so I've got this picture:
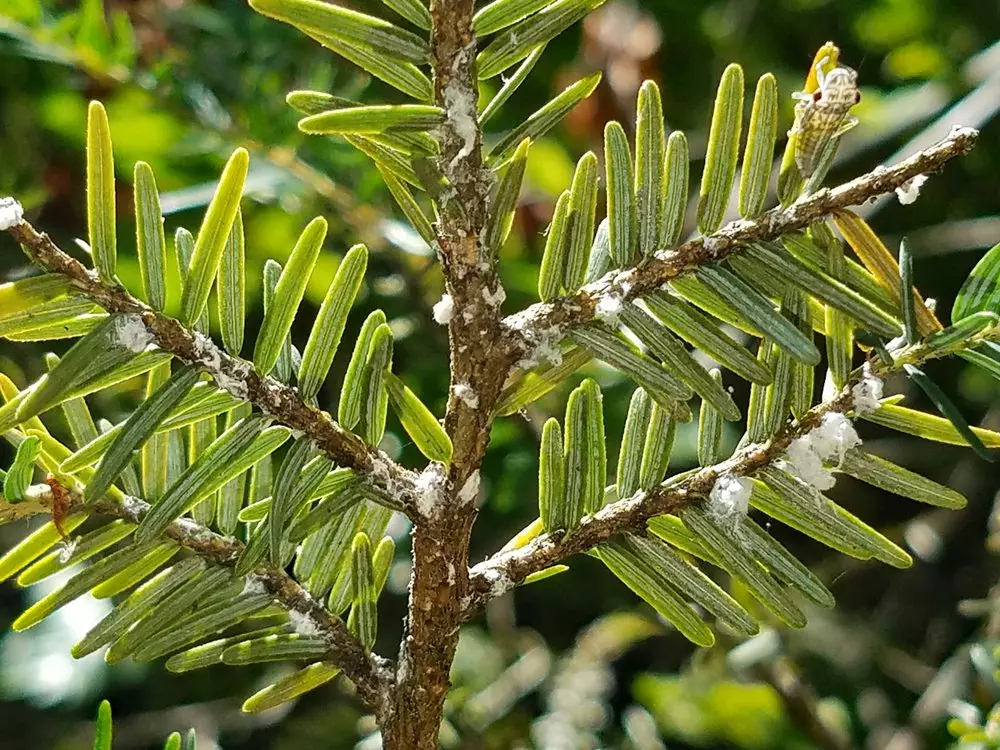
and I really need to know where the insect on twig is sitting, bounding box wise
[788,56,861,180]
[44,475,79,561]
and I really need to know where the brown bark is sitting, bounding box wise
[4,480,389,710]
[502,126,979,359]
[380,1,512,746]
[6,220,421,513]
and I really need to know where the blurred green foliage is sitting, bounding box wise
[3,1,1000,748]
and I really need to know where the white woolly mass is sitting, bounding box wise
[595,294,623,325]
[781,412,862,491]
[708,475,752,531]
[241,574,269,597]
[809,412,861,466]
[482,284,506,308]
[414,464,446,518]
[513,323,566,370]
[895,174,928,205]
[702,235,725,253]
[783,437,836,490]
[433,294,455,325]
[0,197,24,230]
[58,538,79,564]
[852,362,884,415]
[288,608,323,637]
[114,314,154,353]
[452,382,479,409]
[191,332,250,399]
[443,53,478,168]
[119,494,146,516]
[458,470,480,506]
[482,567,513,598]
[213,365,250,400]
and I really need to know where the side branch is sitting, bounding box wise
[3,220,420,513]
[503,126,979,356]
[464,321,999,617]
[464,388,853,616]
[3,480,389,709]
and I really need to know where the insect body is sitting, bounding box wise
[788,59,861,179]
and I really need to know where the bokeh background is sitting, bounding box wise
[2,1,1000,748]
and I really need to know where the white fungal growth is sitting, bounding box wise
[443,50,479,168]
[288,608,324,638]
[458,470,480,506]
[114,314,154,353]
[482,284,506,308]
[433,294,455,325]
[595,294,623,325]
[191,332,250,399]
[453,382,479,409]
[852,362,884,415]
[895,174,928,205]
[414,463,447,519]
[0,197,24,230]
[708,475,752,531]
[119,494,147,517]
[702,235,725,254]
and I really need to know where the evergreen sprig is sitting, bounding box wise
[0,2,997,746]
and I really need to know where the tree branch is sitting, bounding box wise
[749,656,852,750]
[503,126,979,361]
[383,3,512,747]
[463,323,1000,618]
[2,478,390,709]
[2,219,421,515]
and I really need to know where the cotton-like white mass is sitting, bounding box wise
[453,382,478,409]
[852,362,884,415]
[809,412,861,466]
[114,314,154,353]
[443,63,478,167]
[433,294,455,325]
[708,474,753,531]
[784,436,836,490]
[781,411,862,491]
[414,464,446,519]
[0,197,24,230]
[595,294,623,325]
[895,174,928,205]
